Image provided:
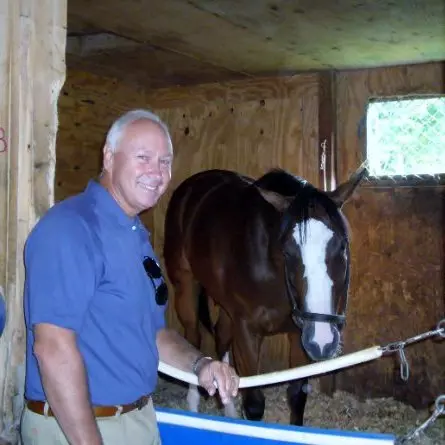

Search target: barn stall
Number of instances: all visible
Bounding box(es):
[0,0,444,444]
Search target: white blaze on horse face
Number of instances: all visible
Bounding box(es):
[293,219,334,349]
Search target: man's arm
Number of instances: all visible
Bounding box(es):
[156,328,239,404]
[24,213,100,443]
[33,323,102,445]
[156,327,205,373]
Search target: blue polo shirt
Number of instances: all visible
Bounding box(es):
[23,180,167,405]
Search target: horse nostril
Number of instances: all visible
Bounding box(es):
[301,322,341,361]
[301,322,315,343]
[305,341,323,361]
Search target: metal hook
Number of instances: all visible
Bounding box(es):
[398,347,409,382]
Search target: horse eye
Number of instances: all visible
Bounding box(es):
[335,238,347,254]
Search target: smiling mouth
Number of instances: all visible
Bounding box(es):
[138,183,159,192]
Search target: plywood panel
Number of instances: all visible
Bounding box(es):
[335,62,445,408]
[147,74,320,372]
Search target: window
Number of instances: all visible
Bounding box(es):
[365,96,445,183]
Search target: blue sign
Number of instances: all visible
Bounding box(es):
[0,291,5,338]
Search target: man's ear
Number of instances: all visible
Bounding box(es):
[102,145,114,173]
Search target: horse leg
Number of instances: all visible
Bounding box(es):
[214,308,237,417]
[231,320,265,421]
[287,332,312,426]
[171,268,202,413]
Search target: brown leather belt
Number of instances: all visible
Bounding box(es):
[26,394,151,418]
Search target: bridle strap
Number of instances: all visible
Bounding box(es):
[293,310,346,324]
[283,254,304,329]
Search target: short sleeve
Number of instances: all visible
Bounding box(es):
[24,211,97,333]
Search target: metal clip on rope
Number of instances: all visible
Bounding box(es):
[396,394,445,444]
[381,318,445,382]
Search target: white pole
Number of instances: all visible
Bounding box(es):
[158,346,383,388]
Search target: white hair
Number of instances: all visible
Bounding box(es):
[105,109,172,153]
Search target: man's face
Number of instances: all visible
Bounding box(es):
[103,119,173,216]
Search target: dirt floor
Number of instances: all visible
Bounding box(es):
[152,376,444,445]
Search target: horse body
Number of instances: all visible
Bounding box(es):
[163,167,366,425]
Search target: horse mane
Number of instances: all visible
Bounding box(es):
[254,168,308,196]
[254,168,347,242]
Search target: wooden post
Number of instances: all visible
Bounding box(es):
[317,71,338,397]
[318,71,337,191]
[0,1,66,442]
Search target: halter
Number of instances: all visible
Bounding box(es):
[283,241,349,330]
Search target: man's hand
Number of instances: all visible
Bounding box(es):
[197,359,240,405]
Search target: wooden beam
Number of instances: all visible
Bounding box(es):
[66,32,142,56]
[317,70,338,397]
[318,71,337,191]
[0,0,67,442]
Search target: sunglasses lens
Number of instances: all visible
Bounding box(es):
[143,257,162,279]
[155,282,168,306]
[143,257,168,306]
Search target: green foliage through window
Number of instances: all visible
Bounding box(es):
[366,96,445,176]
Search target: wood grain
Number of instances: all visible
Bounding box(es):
[0,0,67,440]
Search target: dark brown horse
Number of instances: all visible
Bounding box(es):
[163,166,366,425]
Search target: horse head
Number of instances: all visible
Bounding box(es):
[255,166,367,361]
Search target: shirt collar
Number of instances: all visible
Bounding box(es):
[85,179,142,229]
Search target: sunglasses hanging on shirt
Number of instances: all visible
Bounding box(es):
[143,256,168,306]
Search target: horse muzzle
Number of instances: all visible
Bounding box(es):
[301,321,341,361]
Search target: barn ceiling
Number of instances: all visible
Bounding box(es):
[66,0,445,89]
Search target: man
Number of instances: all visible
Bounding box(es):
[20,109,240,445]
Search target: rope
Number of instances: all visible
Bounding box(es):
[158,318,444,388]
[158,346,383,389]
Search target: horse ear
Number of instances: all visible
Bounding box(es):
[327,164,367,208]
[256,187,292,212]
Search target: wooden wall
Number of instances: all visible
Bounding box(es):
[55,61,444,409]
[56,69,320,371]
[147,75,320,369]
[335,62,445,409]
